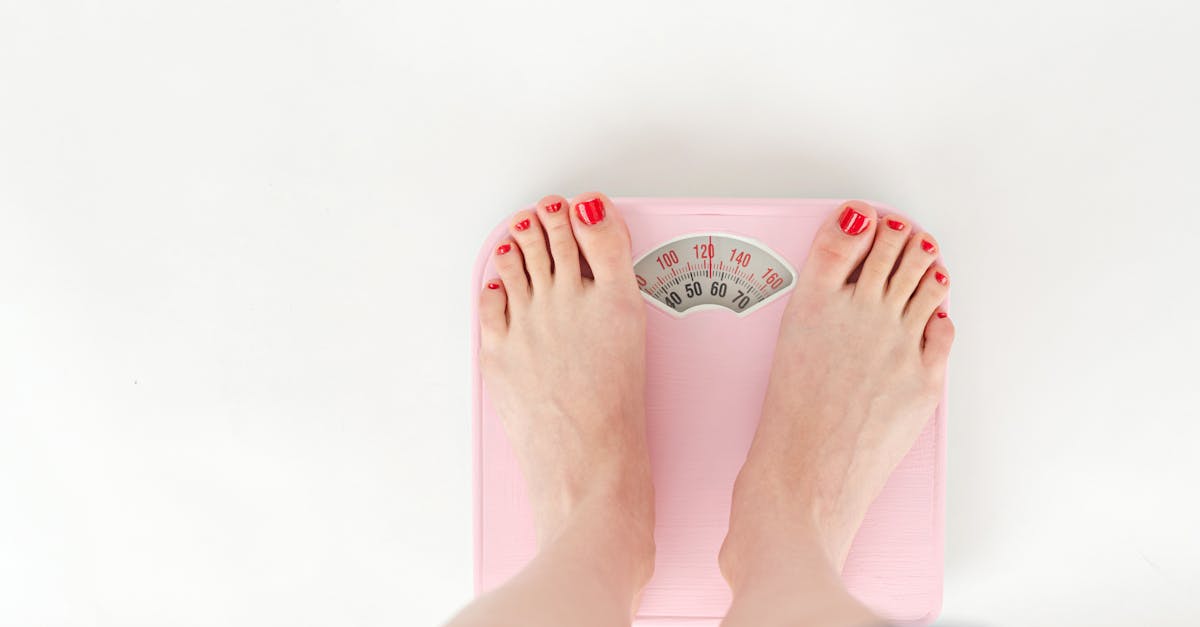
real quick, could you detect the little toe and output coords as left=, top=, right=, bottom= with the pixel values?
left=479, top=279, right=508, bottom=339
left=922, top=309, right=956, bottom=370
left=855, top=214, right=912, bottom=297
left=536, top=194, right=581, bottom=285
left=508, top=211, right=551, bottom=290
left=887, top=231, right=940, bottom=306
left=493, top=238, right=530, bottom=307
left=904, top=266, right=950, bottom=332
left=568, top=192, right=635, bottom=285
left=798, top=201, right=879, bottom=291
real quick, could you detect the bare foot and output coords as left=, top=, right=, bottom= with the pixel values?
left=720, top=201, right=954, bottom=596
left=478, top=193, right=655, bottom=585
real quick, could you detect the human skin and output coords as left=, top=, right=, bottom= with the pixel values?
left=445, top=195, right=953, bottom=627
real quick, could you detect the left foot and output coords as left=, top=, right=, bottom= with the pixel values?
left=478, top=193, right=655, bottom=582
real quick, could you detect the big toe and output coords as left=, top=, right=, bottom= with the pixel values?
left=569, top=192, right=635, bottom=285
left=798, top=200, right=879, bottom=291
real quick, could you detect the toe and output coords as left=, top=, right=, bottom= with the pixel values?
left=493, top=238, right=530, bottom=306
left=568, top=192, right=635, bottom=285
left=922, top=309, right=956, bottom=369
left=798, top=200, right=879, bottom=291
left=855, top=213, right=912, bottom=297
left=479, top=279, right=508, bottom=339
left=508, top=210, right=551, bottom=290
left=887, top=231, right=940, bottom=307
left=536, top=194, right=581, bottom=285
left=904, top=265, right=950, bottom=332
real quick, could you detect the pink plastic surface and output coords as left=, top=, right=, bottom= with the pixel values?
left=470, top=198, right=946, bottom=625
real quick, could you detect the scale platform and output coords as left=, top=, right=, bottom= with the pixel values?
left=470, top=198, right=946, bottom=625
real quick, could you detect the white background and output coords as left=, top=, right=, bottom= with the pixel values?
left=2, top=1, right=1198, bottom=625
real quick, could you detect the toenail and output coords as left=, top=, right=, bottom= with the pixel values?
left=838, top=206, right=871, bottom=235
left=496, top=243, right=512, bottom=255
left=935, top=271, right=949, bottom=286
left=921, top=239, right=937, bottom=253
left=487, top=282, right=501, bottom=290
left=886, top=219, right=906, bottom=231
left=544, top=202, right=562, bottom=213
left=576, top=198, right=606, bottom=225
left=937, top=311, right=949, bottom=319
left=514, top=218, right=531, bottom=231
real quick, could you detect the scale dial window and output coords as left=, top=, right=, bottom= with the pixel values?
left=633, top=233, right=796, bottom=317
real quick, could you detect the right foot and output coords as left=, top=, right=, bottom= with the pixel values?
left=478, top=193, right=655, bottom=585
left=721, top=201, right=955, bottom=584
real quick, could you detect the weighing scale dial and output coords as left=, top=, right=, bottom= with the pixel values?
left=633, top=233, right=796, bottom=317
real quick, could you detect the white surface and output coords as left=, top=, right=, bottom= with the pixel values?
left=1, top=1, right=1198, bottom=625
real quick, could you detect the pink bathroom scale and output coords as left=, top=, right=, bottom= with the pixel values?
left=471, top=198, right=946, bottom=625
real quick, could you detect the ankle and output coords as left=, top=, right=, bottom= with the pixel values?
left=719, top=506, right=831, bottom=593
left=719, top=519, right=878, bottom=627
left=726, top=454, right=867, bottom=571
left=546, top=486, right=657, bottom=586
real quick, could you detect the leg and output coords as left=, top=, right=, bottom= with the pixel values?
left=720, top=202, right=955, bottom=627
left=448, top=504, right=652, bottom=627
left=448, top=193, right=655, bottom=627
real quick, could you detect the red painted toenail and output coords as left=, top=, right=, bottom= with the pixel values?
left=545, top=202, right=562, bottom=213
left=921, top=239, right=936, bottom=253
left=838, top=206, right=871, bottom=235
left=496, top=243, right=512, bottom=255
left=487, top=282, right=501, bottom=290
left=575, top=198, right=606, bottom=225
left=937, top=311, right=948, bottom=319
left=886, top=219, right=906, bottom=231
left=935, top=271, right=949, bottom=285
left=514, top=218, right=531, bottom=231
